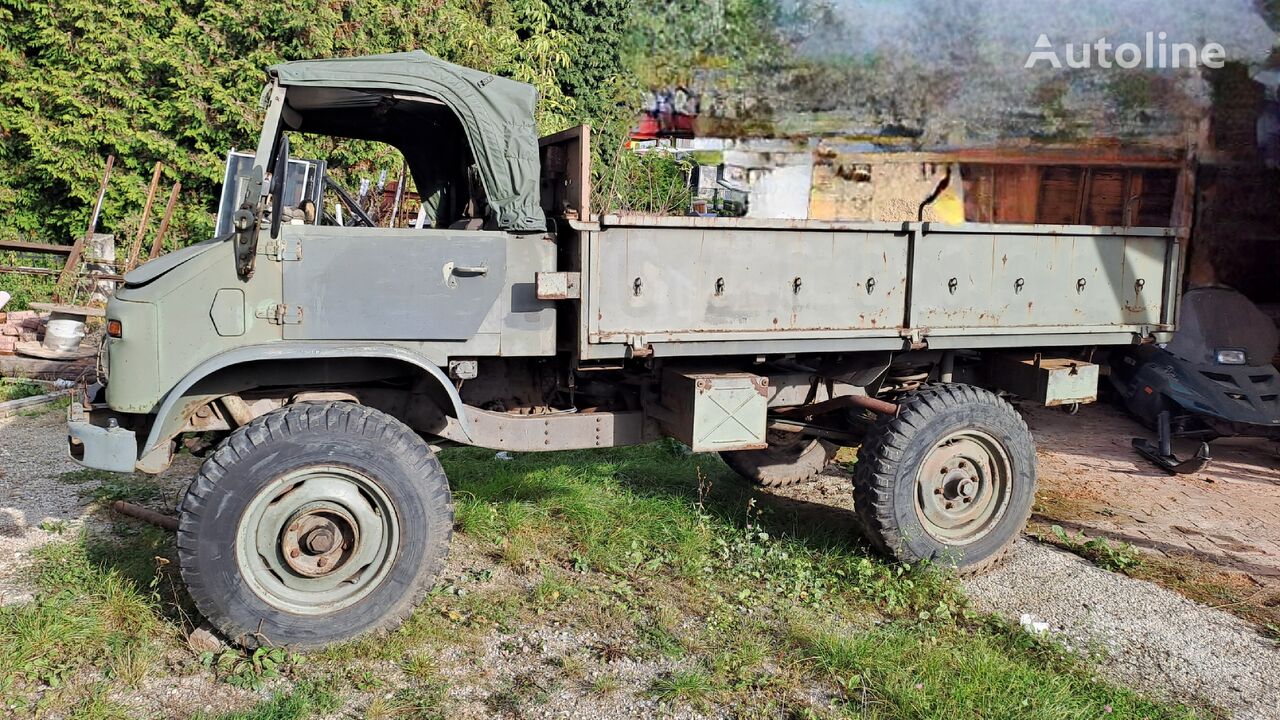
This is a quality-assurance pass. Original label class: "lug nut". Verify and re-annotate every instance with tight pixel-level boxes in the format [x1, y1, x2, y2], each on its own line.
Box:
[289, 548, 300, 558]
[317, 557, 328, 568]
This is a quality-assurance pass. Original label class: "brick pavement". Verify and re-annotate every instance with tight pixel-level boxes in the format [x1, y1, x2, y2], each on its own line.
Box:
[1024, 402, 1280, 579]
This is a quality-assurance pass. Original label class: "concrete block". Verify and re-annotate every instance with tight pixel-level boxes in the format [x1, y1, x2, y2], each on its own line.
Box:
[0, 325, 19, 337]
[5, 310, 35, 322]
[0, 337, 15, 354]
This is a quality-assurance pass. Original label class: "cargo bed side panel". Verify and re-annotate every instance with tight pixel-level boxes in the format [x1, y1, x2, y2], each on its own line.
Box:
[591, 226, 909, 342]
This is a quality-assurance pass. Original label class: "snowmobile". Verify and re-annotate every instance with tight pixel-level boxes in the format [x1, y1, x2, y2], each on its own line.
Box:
[1109, 285, 1280, 474]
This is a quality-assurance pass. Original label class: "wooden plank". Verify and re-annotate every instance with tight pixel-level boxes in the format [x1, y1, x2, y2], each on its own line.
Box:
[0, 240, 73, 255]
[992, 165, 1041, 223]
[149, 182, 181, 260]
[57, 155, 114, 301]
[127, 162, 163, 271]
[0, 389, 73, 419]
[0, 354, 94, 381]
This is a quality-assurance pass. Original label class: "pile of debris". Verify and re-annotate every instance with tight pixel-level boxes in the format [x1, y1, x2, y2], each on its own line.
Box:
[0, 302, 100, 381]
[0, 309, 42, 355]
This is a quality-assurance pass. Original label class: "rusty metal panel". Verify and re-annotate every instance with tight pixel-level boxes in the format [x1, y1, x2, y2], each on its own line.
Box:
[581, 217, 1178, 356]
[1121, 236, 1168, 325]
[986, 354, 1099, 406]
[591, 225, 908, 341]
[535, 271, 581, 300]
[910, 227, 1169, 330]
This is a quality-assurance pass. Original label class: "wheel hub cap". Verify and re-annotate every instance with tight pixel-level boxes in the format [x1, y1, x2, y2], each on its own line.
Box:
[235, 465, 400, 614]
[280, 504, 357, 577]
[915, 431, 1012, 545]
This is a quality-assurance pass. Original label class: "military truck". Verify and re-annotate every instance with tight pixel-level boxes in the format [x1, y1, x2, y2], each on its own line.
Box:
[67, 51, 1186, 648]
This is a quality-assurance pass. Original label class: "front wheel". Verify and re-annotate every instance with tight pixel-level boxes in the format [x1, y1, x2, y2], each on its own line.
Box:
[852, 384, 1035, 574]
[177, 402, 452, 648]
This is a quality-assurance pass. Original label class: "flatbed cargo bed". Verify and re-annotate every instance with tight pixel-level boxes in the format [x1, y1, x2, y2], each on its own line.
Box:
[571, 213, 1182, 360]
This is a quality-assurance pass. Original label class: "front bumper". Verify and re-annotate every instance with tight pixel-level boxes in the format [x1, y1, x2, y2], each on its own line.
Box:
[67, 391, 138, 473]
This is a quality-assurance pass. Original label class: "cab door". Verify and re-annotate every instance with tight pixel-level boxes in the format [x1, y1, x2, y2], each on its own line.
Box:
[278, 225, 507, 341]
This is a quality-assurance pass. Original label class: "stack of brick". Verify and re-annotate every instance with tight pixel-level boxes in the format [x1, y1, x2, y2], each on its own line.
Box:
[0, 310, 44, 355]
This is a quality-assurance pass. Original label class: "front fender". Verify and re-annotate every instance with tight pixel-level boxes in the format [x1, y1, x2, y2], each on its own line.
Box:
[136, 342, 469, 472]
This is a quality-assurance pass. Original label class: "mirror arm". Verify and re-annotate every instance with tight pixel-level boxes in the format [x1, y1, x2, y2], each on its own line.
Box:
[234, 165, 264, 280]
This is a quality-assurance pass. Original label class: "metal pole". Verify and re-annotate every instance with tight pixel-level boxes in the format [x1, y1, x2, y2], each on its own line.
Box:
[388, 163, 406, 228]
[127, 162, 163, 271]
[111, 500, 179, 531]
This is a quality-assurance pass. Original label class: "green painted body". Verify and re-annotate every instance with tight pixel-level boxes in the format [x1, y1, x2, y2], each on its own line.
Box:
[107, 241, 281, 414]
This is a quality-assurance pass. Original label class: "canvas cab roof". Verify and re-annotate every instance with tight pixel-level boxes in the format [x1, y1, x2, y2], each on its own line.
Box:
[269, 51, 544, 232]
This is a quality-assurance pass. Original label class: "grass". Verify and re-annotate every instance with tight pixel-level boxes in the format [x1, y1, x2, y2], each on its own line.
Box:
[0, 537, 168, 715]
[1046, 524, 1143, 573]
[0, 442, 1218, 718]
[651, 668, 716, 708]
[790, 616, 1201, 719]
[197, 682, 338, 720]
[0, 379, 48, 403]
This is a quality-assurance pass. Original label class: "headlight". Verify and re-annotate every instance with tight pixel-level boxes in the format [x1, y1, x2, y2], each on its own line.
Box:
[1215, 349, 1247, 365]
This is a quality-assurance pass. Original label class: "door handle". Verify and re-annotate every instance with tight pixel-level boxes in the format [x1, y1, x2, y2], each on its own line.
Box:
[443, 261, 489, 289]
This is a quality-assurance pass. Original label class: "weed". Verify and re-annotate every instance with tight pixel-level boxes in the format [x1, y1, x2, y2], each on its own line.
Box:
[401, 653, 439, 681]
[59, 682, 130, 720]
[650, 668, 716, 709]
[89, 476, 165, 505]
[201, 647, 295, 691]
[384, 682, 449, 719]
[1050, 525, 1143, 572]
[590, 672, 621, 694]
[38, 519, 68, 534]
[550, 652, 589, 680]
[58, 469, 114, 485]
[0, 538, 163, 703]
[19, 396, 70, 416]
[0, 380, 46, 402]
[197, 681, 338, 720]
[485, 671, 555, 714]
[636, 606, 686, 659]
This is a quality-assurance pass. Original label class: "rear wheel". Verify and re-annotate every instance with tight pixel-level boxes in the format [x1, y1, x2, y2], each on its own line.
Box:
[720, 431, 839, 487]
[852, 384, 1035, 573]
[177, 402, 452, 648]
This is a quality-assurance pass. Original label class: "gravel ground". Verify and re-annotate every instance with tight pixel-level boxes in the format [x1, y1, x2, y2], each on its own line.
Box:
[0, 406, 85, 605]
[965, 539, 1280, 720]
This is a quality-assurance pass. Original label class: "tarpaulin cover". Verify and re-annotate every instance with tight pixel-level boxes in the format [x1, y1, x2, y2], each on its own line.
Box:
[270, 51, 544, 231]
